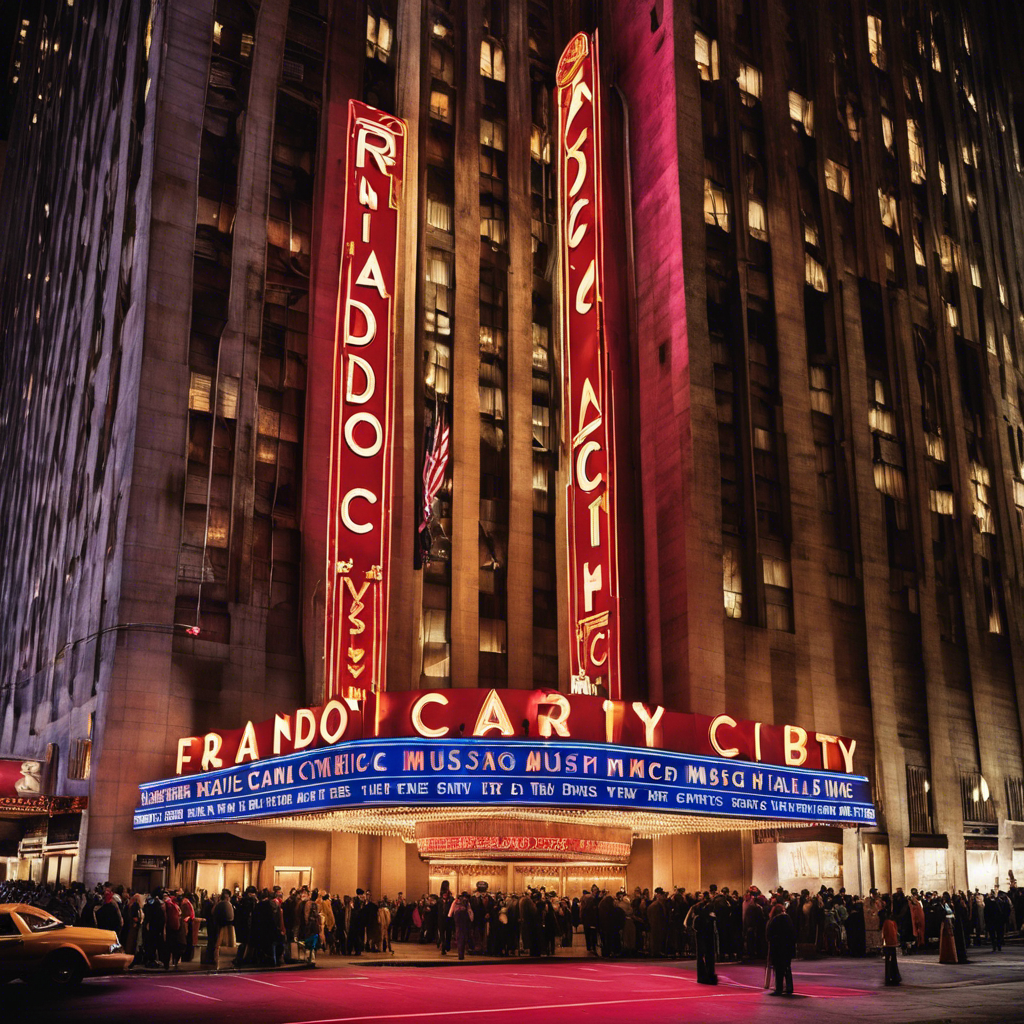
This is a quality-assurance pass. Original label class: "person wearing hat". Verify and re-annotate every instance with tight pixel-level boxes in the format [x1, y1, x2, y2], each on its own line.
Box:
[686, 892, 718, 984]
[450, 891, 474, 960]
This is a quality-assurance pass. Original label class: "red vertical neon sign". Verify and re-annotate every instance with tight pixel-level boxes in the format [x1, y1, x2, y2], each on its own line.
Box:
[556, 34, 622, 700]
[325, 101, 406, 699]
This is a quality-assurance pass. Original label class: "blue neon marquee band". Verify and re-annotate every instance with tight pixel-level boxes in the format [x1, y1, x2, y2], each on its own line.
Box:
[134, 737, 876, 830]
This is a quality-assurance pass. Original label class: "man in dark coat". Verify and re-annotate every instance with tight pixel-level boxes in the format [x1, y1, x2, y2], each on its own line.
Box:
[142, 889, 166, 969]
[766, 905, 796, 995]
[519, 890, 542, 957]
[648, 889, 668, 957]
[581, 886, 599, 953]
[691, 895, 718, 985]
[597, 890, 619, 957]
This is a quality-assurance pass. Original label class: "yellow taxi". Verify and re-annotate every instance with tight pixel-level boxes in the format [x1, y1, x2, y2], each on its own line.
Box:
[0, 903, 133, 988]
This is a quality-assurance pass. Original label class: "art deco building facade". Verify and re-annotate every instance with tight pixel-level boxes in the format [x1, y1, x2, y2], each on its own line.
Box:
[1, 0, 1024, 899]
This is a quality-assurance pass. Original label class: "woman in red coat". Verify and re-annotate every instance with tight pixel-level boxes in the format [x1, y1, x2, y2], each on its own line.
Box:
[909, 894, 926, 952]
[881, 912, 901, 985]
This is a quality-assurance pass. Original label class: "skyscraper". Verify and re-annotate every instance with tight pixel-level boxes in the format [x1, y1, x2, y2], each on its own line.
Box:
[1, 0, 1023, 899]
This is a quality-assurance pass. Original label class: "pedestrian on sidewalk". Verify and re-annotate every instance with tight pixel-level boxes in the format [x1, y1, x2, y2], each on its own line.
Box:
[451, 891, 474, 961]
[766, 904, 796, 996]
[881, 911, 901, 986]
[304, 892, 322, 964]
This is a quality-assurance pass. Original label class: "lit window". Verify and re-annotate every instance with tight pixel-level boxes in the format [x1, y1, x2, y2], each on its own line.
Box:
[426, 197, 452, 232]
[845, 102, 860, 141]
[704, 179, 731, 231]
[805, 253, 827, 292]
[824, 160, 852, 201]
[480, 39, 505, 81]
[762, 555, 792, 589]
[736, 63, 762, 103]
[695, 31, 719, 81]
[189, 372, 212, 413]
[945, 302, 959, 329]
[938, 161, 948, 195]
[788, 91, 813, 135]
[929, 490, 955, 515]
[530, 126, 551, 163]
[747, 196, 768, 242]
[970, 260, 981, 288]
[429, 89, 451, 123]
[479, 117, 506, 151]
[908, 120, 926, 183]
[803, 220, 820, 248]
[366, 14, 393, 62]
[867, 13, 886, 69]
[723, 546, 742, 619]
[878, 190, 899, 233]
[881, 112, 894, 152]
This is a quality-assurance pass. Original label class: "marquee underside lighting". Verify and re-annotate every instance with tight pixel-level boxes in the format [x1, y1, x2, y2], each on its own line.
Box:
[248, 805, 853, 841]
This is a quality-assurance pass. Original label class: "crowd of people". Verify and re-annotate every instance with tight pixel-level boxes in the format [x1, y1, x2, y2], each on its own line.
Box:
[2, 875, 1022, 978]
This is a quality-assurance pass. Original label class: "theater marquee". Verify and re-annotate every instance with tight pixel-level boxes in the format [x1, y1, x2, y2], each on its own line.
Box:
[134, 737, 875, 831]
[557, 32, 622, 700]
[325, 100, 407, 699]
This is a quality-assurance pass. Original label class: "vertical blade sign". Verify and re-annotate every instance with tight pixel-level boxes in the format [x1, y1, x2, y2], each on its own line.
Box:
[556, 34, 621, 700]
[325, 101, 407, 699]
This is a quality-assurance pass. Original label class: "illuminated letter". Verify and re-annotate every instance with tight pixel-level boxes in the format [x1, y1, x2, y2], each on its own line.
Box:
[566, 127, 589, 198]
[235, 721, 259, 764]
[345, 296, 377, 346]
[576, 441, 602, 492]
[837, 737, 857, 774]
[473, 689, 516, 737]
[412, 692, 450, 738]
[295, 708, 317, 750]
[603, 699, 615, 743]
[575, 259, 595, 314]
[176, 737, 196, 775]
[754, 721, 763, 762]
[201, 733, 223, 771]
[631, 703, 665, 748]
[273, 714, 292, 756]
[577, 378, 602, 441]
[320, 700, 349, 744]
[340, 488, 378, 534]
[345, 354, 376, 404]
[567, 198, 589, 248]
[709, 714, 740, 758]
[815, 733, 838, 770]
[784, 725, 808, 767]
[358, 175, 378, 210]
[354, 250, 388, 299]
[538, 693, 571, 738]
[345, 412, 384, 458]
[583, 562, 602, 613]
[356, 122, 396, 173]
[589, 630, 607, 666]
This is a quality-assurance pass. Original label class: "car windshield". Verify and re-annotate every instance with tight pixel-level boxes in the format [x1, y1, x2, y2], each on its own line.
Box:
[18, 908, 65, 932]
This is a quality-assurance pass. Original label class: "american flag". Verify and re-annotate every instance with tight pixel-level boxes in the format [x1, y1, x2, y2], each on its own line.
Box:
[420, 403, 450, 533]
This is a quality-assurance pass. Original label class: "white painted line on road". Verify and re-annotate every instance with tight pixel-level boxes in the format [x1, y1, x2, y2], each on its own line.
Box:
[433, 976, 549, 989]
[236, 974, 285, 988]
[278, 977, 372, 983]
[279, 989, 757, 1024]
[151, 983, 222, 1002]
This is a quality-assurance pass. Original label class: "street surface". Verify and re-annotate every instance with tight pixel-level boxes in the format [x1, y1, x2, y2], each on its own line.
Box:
[8, 948, 1024, 1023]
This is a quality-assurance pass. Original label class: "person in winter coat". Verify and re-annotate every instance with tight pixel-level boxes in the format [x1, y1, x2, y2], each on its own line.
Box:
[519, 890, 541, 957]
[687, 894, 718, 985]
[125, 893, 146, 965]
[881, 911, 901, 985]
[95, 889, 123, 935]
[766, 904, 796, 996]
[581, 887, 599, 953]
[648, 889, 668, 957]
[206, 889, 234, 964]
[909, 894, 926, 951]
[597, 890, 618, 957]
[142, 890, 166, 969]
[450, 891, 474, 960]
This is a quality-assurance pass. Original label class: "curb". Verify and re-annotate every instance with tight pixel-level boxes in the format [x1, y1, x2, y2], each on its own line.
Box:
[117, 961, 317, 979]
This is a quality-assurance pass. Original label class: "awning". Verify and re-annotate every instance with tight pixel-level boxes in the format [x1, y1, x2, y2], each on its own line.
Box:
[172, 832, 267, 865]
